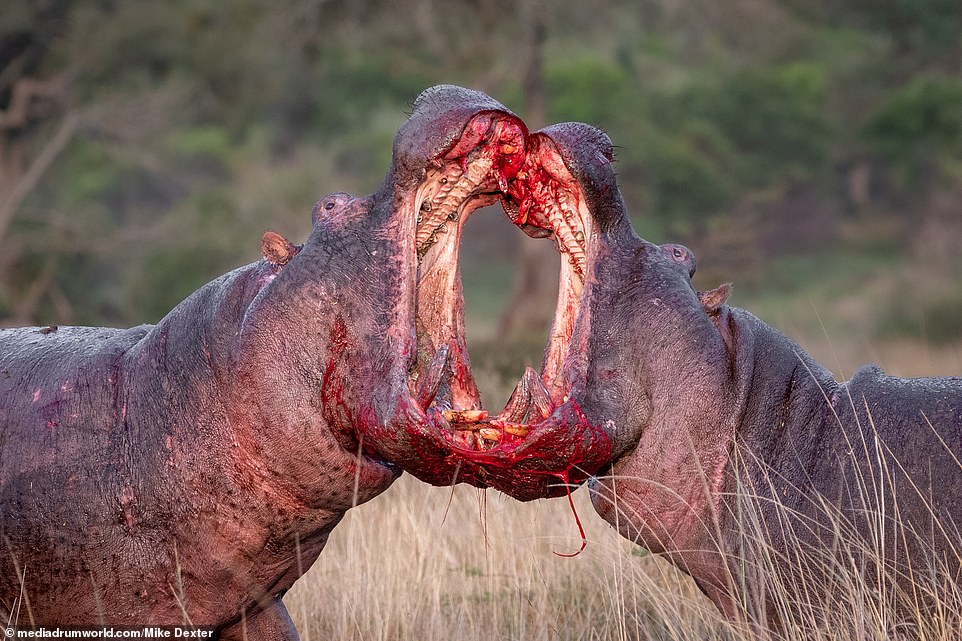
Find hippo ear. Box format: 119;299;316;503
261;231;299;266
698;282;732;316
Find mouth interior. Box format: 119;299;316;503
411;114;595;453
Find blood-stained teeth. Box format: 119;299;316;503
489;420;530;437
444;409;489;423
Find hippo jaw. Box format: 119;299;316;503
378;94;612;500
409;111;526;413
411;121;596;419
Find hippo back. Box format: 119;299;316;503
823;366;962;552
0;324;153;605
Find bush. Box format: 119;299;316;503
546;58;641;129
862;76;962;191
652;63;834;188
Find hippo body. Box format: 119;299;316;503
0;195;409;635
727;311;962;624
731;307;962;564
581;226;962;630
0;84;592;636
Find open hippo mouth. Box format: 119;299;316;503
364;86;612;501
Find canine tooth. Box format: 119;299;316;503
417;344;450;409
501;422;530;437
444;409;489;423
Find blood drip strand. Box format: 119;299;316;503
549;467;589;558
475;486;490;553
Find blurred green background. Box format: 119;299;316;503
2;0;961;382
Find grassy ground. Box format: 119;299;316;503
286;476;730;641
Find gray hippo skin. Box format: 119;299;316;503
470;121;962;631
587;241;962;628
0;86;534;637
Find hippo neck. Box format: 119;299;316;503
242;214;412;387
122;261;277;448
581;236;738;562
721;305;841;524
228;218;411;507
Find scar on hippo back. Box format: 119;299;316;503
261;231;299;266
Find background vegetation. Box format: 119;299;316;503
3;1;961;638
3;0;961;349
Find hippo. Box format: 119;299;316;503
451;120;962;631
584;249;962;630
0;197;398;636
0;85;577;637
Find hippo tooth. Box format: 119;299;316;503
443;409;489;423
416;343;450;409
415;153;494;255
488;420;530;437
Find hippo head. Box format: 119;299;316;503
495;127;743;558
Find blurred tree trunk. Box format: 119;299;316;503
0;3;75;323
497;0;560;344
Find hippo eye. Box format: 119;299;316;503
325;201;335;210
673;247;684;260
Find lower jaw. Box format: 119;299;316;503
364;372;612;501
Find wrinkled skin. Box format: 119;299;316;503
0;87;539;637
542;144;962;630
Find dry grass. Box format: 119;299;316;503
285;478;732;641
285;337;962;640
